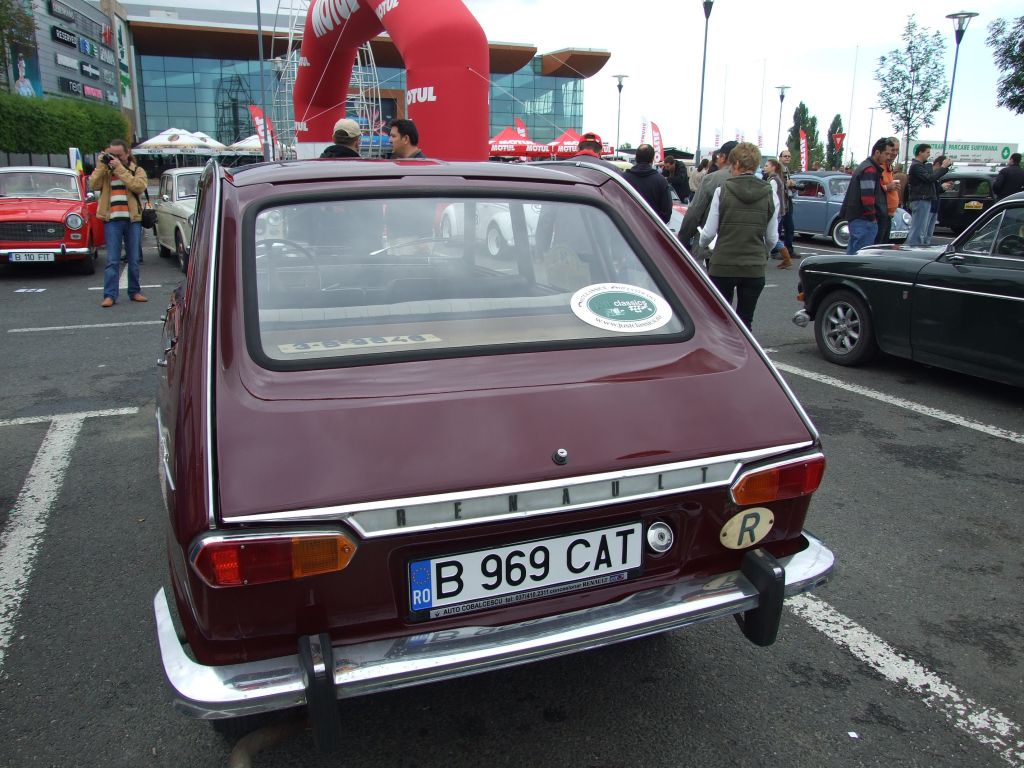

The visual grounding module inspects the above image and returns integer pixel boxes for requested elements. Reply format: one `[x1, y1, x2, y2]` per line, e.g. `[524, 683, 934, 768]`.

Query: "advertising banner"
[799, 129, 809, 171]
[52, 25, 78, 47]
[248, 105, 277, 158]
[920, 141, 1019, 164]
[651, 121, 664, 165]
[10, 43, 42, 97]
[833, 133, 846, 153]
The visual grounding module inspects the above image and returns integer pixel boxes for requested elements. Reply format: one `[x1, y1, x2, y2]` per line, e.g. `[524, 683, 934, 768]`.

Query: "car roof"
[160, 167, 204, 177]
[0, 166, 78, 175]
[792, 171, 847, 178]
[944, 170, 997, 179]
[223, 159, 608, 188]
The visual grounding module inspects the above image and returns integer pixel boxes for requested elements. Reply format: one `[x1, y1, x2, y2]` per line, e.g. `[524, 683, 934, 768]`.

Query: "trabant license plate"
[9, 252, 55, 262]
[409, 522, 643, 618]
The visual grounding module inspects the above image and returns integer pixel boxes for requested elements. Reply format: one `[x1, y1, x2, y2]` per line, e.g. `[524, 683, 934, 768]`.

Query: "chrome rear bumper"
[155, 532, 834, 719]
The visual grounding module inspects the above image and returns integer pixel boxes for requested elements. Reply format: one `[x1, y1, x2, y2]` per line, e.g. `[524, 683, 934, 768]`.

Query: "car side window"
[829, 178, 849, 197]
[182, 168, 214, 307]
[799, 182, 824, 198]
[160, 176, 172, 199]
[962, 178, 991, 197]
[993, 207, 1024, 259]
[940, 179, 960, 197]
[959, 213, 1002, 256]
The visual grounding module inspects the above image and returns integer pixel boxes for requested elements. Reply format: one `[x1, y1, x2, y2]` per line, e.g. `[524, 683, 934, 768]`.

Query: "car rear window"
[248, 196, 687, 365]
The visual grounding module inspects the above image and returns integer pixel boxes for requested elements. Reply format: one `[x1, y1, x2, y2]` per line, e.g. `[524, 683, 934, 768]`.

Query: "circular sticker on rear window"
[570, 283, 673, 333]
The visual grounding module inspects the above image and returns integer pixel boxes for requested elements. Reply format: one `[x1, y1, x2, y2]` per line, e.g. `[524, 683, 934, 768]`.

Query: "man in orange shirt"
[875, 137, 901, 244]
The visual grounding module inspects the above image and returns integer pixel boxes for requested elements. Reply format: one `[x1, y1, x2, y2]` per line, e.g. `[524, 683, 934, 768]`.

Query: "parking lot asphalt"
[0, 231, 1020, 768]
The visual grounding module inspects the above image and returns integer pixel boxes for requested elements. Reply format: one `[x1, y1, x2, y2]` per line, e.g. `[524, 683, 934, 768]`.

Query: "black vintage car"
[793, 191, 1024, 387]
[937, 169, 998, 234]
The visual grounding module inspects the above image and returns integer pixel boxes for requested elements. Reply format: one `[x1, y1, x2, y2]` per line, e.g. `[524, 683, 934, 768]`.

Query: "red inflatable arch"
[293, 0, 490, 160]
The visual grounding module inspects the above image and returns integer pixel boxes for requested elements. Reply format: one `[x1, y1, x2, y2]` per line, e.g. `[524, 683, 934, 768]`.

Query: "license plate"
[409, 522, 643, 618]
[9, 252, 55, 262]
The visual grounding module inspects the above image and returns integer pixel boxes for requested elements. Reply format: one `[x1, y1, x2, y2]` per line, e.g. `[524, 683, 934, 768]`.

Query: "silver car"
[791, 171, 910, 249]
[154, 168, 202, 272]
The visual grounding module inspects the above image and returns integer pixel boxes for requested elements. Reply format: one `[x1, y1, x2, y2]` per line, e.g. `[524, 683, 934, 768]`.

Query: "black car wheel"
[157, 226, 172, 259]
[76, 238, 97, 275]
[814, 289, 876, 366]
[175, 230, 189, 273]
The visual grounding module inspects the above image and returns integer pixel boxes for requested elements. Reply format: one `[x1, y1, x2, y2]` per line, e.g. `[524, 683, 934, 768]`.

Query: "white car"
[154, 168, 202, 272]
[439, 201, 542, 258]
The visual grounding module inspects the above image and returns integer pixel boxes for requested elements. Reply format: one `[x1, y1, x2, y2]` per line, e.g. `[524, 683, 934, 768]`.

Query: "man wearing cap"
[321, 118, 362, 158]
[678, 140, 738, 264]
[567, 131, 622, 173]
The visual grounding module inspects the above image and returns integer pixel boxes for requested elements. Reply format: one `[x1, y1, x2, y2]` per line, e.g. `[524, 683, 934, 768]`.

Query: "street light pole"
[695, 0, 714, 165]
[613, 74, 628, 157]
[775, 85, 789, 161]
[942, 11, 978, 157]
[867, 106, 878, 160]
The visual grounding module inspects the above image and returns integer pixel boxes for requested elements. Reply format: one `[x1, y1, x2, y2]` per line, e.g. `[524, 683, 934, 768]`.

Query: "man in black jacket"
[994, 153, 1024, 199]
[662, 156, 691, 202]
[320, 118, 362, 158]
[906, 143, 952, 246]
[624, 144, 673, 223]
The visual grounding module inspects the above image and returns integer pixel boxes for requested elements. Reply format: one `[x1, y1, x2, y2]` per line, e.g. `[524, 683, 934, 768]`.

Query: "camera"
[101, 153, 114, 165]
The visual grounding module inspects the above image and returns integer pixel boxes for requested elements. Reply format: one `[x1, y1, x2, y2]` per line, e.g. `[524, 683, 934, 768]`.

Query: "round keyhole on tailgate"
[552, 448, 568, 465]
[646, 522, 674, 554]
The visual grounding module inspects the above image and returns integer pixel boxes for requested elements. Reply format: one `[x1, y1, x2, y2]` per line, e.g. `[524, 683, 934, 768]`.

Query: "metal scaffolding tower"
[269, 0, 386, 158]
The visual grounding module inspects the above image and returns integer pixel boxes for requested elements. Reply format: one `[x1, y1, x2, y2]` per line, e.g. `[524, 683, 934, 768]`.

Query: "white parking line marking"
[790, 595, 1024, 767]
[8, 321, 162, 333]
[0, 408, 139, 674]
[0, 407, 138, 427]
[89, 284, 162, 291]
[773, 362, 1024, 445]
[0, 418, 83, 673]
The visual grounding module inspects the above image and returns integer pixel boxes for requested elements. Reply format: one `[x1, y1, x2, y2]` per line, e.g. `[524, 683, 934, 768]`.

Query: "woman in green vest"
[697, 142, 778, 330]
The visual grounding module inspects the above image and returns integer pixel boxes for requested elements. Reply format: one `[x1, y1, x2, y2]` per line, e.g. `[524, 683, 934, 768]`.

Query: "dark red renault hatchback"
[154, 159, 833, 745]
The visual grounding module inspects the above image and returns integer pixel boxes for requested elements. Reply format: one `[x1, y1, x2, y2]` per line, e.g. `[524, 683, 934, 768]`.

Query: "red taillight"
[731, 454, 825, 506]
[192, 533, 356, 588]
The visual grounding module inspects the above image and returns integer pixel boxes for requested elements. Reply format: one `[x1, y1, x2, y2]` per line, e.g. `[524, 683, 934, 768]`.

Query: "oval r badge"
[720, 507, 774, 550]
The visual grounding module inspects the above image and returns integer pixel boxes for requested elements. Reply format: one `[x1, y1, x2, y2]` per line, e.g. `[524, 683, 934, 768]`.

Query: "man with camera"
[89, 139, 149, 307]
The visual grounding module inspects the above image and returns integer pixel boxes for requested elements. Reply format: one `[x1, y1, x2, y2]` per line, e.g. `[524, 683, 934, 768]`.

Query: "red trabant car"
[0, 166, 103, 273]
[154, 159, 834, 746]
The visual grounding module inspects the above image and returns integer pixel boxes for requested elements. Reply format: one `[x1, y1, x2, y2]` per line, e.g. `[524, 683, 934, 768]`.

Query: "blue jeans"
[103, 219, 142, 301]
[847, 218, 878, 254]
[907, 199, 932, 246]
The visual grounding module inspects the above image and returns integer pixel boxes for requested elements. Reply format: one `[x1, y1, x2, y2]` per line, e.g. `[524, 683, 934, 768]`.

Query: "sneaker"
[101, 297, 114, 307]
[130, 293, 148, 302]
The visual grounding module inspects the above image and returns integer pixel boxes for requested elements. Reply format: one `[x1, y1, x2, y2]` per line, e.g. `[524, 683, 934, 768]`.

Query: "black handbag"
[139, 188, 158, 229]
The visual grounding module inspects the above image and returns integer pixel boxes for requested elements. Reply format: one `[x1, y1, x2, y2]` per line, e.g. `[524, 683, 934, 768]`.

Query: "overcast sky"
[140, 0, 1021, 161]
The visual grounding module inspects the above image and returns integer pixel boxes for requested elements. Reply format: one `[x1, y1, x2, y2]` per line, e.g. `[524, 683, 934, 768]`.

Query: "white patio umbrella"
[190, 132, 228, 151]
[223, 135, 263, 155]
[133, 128, 215, 156]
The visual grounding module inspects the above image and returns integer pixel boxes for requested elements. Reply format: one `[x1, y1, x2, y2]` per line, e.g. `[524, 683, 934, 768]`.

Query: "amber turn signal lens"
[796, 292, 805, 302]
[192, 532, 356, 588]
[730, 455, 825, 506]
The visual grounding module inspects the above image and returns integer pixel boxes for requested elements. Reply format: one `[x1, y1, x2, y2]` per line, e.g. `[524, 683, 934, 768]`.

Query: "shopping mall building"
[8, 0, 608, 150]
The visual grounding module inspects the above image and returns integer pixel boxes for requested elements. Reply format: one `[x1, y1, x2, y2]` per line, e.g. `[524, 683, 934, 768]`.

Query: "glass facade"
[137, 55, 276, 145]
[136, 55, 583, 145]
[490, 60, 583, 143]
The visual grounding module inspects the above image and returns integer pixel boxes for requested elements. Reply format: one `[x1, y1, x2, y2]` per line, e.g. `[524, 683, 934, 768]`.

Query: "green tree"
[875, 15, 947, 165]
[825, 114, 844, 170]
[987, 16, 1024, 114]
[783, 101, 825, 171]
[0, 0, 36, 91]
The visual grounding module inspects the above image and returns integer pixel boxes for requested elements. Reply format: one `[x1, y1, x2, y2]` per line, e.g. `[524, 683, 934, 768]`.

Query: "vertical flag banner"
[514, 117, 528, 138]
[248, 105, 277, 158]
[651, 121, 664, 165]
[799, 129, 809, 171]
[714, 130, 720, 149]
[639, 117, 648, 146]
[69, 147, 83, 173]
[833, 133, 846, 153]
[757, 131, 763, 148]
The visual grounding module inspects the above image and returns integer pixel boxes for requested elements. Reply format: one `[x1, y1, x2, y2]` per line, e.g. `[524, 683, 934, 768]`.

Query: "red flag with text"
[799, 129, 809, 171]
[651, 121, 664, 165]
[514, 118, 528, 138]
[248, 105, 277, 156]
[833, 132, 846, 152]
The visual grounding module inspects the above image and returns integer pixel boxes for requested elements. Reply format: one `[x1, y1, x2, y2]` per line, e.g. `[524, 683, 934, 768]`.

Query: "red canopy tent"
[549, 129, 582, 158]
[488, 127, 549, 158]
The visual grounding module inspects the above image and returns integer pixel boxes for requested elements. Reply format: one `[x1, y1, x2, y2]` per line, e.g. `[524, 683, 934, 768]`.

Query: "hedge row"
[0, 92, 129, 154]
